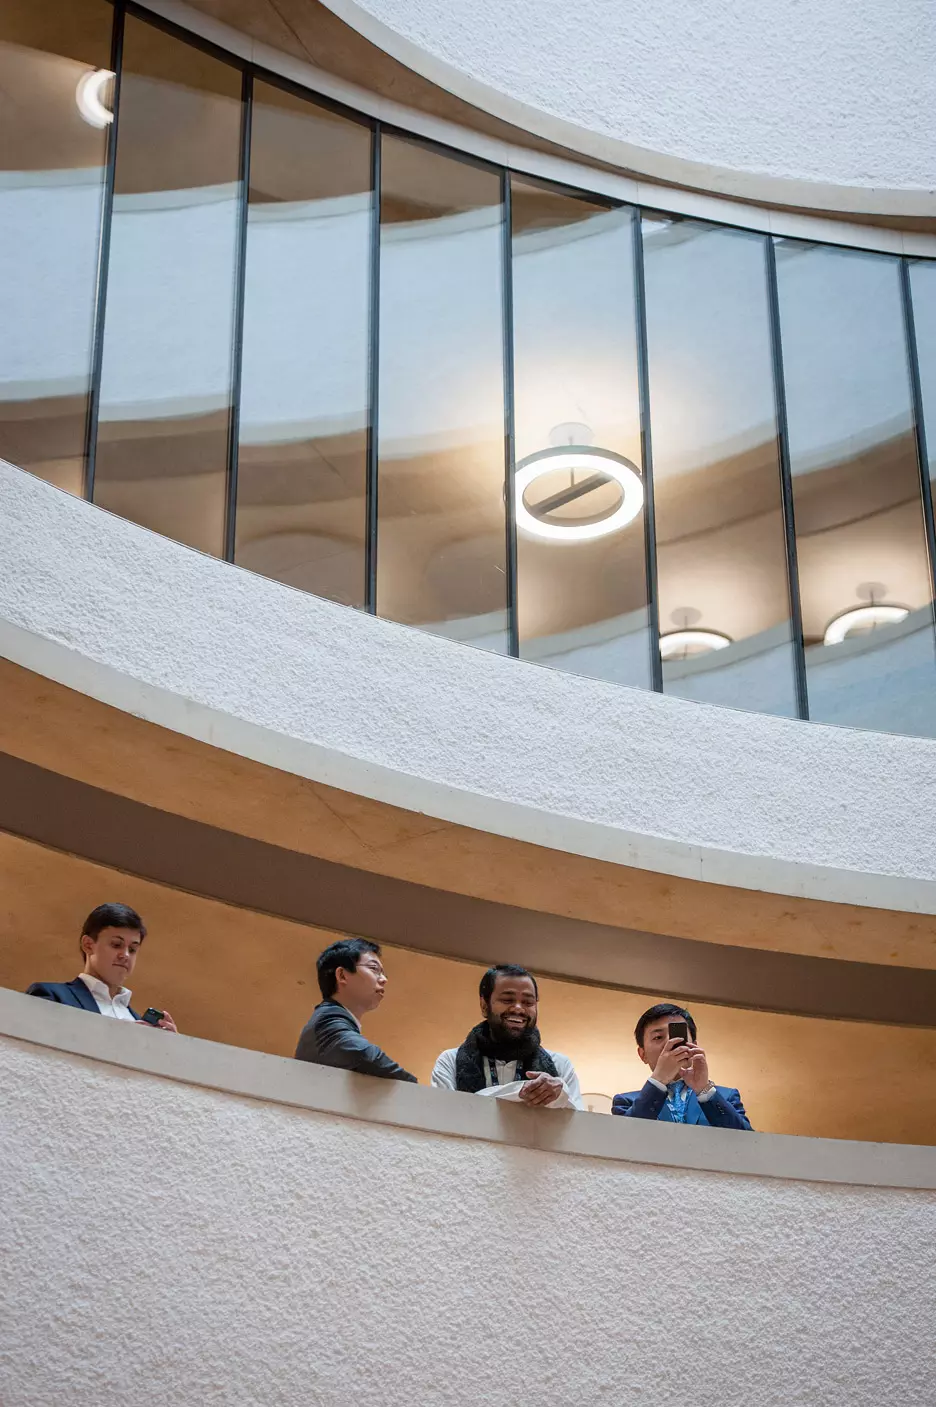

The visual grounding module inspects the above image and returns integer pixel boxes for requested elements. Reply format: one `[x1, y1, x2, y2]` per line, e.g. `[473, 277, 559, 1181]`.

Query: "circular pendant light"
[514, 446, 643, 543]
[76, 69, 115, 129]
[659, 629, 732, 659]
[823, 604, 909, 646]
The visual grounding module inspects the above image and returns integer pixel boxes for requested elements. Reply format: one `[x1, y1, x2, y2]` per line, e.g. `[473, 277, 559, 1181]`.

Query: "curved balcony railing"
[4, 0, 936, 738]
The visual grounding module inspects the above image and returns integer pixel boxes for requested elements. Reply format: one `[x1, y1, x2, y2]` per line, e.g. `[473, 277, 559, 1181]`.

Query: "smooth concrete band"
[3, 749, 935, 1027]
[2, 989, 934, 1188]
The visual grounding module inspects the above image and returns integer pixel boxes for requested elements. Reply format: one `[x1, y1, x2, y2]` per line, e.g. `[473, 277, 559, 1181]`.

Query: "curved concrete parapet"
[1, 989, 934, 1406]
[3, 460, 936, 914]
[312, 0, 936, 216]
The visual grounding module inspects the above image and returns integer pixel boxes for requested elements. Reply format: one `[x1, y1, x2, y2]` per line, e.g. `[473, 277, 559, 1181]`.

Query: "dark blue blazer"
[27, 977, 140, 1021]
[612, 1081, 752, 1130]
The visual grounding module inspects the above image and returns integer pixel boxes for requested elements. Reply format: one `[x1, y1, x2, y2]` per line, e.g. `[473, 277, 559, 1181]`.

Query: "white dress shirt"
[78, 972, 137, 1022]
[431, 1046, 585, 1110]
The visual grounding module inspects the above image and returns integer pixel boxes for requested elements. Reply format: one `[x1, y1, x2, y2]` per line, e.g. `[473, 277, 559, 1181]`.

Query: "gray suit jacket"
[295, 1000, 417, 1082]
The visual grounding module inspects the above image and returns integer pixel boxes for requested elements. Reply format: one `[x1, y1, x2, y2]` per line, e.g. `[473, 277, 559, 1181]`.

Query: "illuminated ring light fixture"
[76, 69, 115, 129]
[514, 446, 643, 543]
[823, 603, 909, 646]
[659, 629, 732, 659]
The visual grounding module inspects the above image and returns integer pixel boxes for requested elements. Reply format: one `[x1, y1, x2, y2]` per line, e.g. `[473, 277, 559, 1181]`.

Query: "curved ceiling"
[171, 0, 936, 218]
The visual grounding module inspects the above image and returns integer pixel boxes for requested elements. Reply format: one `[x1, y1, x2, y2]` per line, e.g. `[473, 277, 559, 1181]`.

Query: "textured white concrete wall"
[4, 461, 936, 914]
[313, 0, 936, 211]
[1, 1024, 935, 1407]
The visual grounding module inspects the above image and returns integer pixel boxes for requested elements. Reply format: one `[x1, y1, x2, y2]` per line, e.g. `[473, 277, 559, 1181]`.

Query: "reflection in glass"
[910, 260, 936, 488]
[643, 217, 796, 715]
[377, 136, 507, 648]
[234, 83, 371, 606]
[511, 179, 649, 685]
[92, 15, 242, 555]
[0, 0, 112, 494]
[775, 241, 936, 734]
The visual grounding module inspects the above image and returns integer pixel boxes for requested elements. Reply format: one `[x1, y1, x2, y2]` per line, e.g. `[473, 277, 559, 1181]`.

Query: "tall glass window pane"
[775, 241, 935, 735]
[644, 217, 796, 715]
[511, 179, 649, 686]
[234, 83, 371, 606]
[377, 136, 506, 650]
[92, 17, 242, 555]
[910, 260, 936, 488]
[0, 0, 112, 495]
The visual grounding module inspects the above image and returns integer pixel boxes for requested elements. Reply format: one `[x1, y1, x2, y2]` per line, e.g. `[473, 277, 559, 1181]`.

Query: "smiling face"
[81, 926, 143, 992]
[483, 973, 538, 1045]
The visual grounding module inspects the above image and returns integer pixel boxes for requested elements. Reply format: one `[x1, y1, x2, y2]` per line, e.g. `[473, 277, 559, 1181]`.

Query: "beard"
[481, 1011, 539, 1063]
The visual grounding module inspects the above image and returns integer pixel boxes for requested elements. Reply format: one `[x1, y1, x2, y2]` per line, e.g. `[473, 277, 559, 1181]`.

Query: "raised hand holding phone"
[651, 1035, 692, 1085]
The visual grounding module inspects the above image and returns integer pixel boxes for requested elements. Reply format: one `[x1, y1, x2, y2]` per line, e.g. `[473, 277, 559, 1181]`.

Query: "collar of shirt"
[78, 972, 133, 1009]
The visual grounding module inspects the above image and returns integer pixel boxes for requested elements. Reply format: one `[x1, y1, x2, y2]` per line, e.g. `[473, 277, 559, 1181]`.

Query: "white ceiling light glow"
[76, 69, 115, 129]
[514, 447, 643, 543]
[659, 629, 732, 659]
[823, 604, 909, 646]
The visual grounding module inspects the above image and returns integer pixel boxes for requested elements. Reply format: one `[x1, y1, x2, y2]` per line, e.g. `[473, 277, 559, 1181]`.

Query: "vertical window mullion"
[764, 235, 809, 720]
[83, 0, 125, 502]
[632, 210, 663, 692]
[501, 170, 519, 657]
[364, 122, 381, 614]
[223, 67, 253, 563]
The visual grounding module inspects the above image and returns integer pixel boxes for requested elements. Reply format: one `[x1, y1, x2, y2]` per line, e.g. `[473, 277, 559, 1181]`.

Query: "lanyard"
[487, 1056, 519, 1087]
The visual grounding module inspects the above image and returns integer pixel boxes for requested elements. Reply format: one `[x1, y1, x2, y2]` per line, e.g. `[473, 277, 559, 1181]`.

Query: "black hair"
[80, 903, 147, 954]
[634, 1003, 697, 1048]
[479, 964, 538, 1006]
[317, 938, 381, 999]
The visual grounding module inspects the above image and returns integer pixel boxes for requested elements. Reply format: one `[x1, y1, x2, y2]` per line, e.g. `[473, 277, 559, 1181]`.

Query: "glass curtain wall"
[376, 135, 507, 650]
[9, 2, 936, 737]
[234, 82, 372, 607]
[643, 217, 797, 715]
[0, 0, 113, 495]
[511, 178, 650, 687]
[92, 14, 243, 555]
[775, 241, 936, 736]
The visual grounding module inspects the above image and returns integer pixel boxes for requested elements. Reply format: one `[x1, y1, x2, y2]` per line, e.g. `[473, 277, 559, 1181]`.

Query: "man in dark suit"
[28, 902, 177, 1031]
[612, 1002, 751, 1130]
[295, 937, 417, 1082]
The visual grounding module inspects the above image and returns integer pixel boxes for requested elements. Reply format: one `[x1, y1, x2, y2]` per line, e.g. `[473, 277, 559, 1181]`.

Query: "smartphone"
[141, 1007, 164, 1026]
[667, 1020, 689, 1044]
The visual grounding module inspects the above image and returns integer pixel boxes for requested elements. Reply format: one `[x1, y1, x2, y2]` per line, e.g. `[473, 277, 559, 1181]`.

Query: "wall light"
[823, 604, 909, 646]
[76, 69, 115, 129]
[659, 629, 732, 659]
[514, 447, 643, 543]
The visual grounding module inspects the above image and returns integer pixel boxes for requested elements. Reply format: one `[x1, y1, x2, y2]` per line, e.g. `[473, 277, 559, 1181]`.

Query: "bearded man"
[431, 964, 584, 1109]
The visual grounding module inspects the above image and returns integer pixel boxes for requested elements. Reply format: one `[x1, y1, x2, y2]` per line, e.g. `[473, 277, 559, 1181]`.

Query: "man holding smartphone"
[611, 1003, 751, 1129]
[27, 903, 177, 1032]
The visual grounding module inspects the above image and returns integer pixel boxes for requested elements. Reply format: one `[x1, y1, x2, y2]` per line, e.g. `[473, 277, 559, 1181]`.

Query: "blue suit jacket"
[612, 1081, 752, 1130]
[27, 977, 140, 1021]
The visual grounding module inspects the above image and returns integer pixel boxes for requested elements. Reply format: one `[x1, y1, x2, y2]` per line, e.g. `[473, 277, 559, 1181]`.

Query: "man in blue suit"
[28, 903, 176, 1031]
[612, 1003, 751, 1130]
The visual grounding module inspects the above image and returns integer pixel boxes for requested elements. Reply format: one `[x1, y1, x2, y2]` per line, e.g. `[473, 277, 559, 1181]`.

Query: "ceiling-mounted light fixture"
[823, 603, 909, 646]
[514, 446, 643, 543]
[76, 69, 115, 129]
[659, 629, 732, 659]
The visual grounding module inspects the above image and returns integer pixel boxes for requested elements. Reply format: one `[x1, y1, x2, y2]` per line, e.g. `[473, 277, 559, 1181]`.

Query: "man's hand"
[135, 1009, 178, 1033]
[518, 1072, 565, 1107]
[651, 1037, 692, 1086]
[681, 1045, 710, 1093]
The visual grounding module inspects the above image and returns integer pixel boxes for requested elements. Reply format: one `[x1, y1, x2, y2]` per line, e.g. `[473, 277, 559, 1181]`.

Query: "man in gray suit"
[295, 938, 416, 1082]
